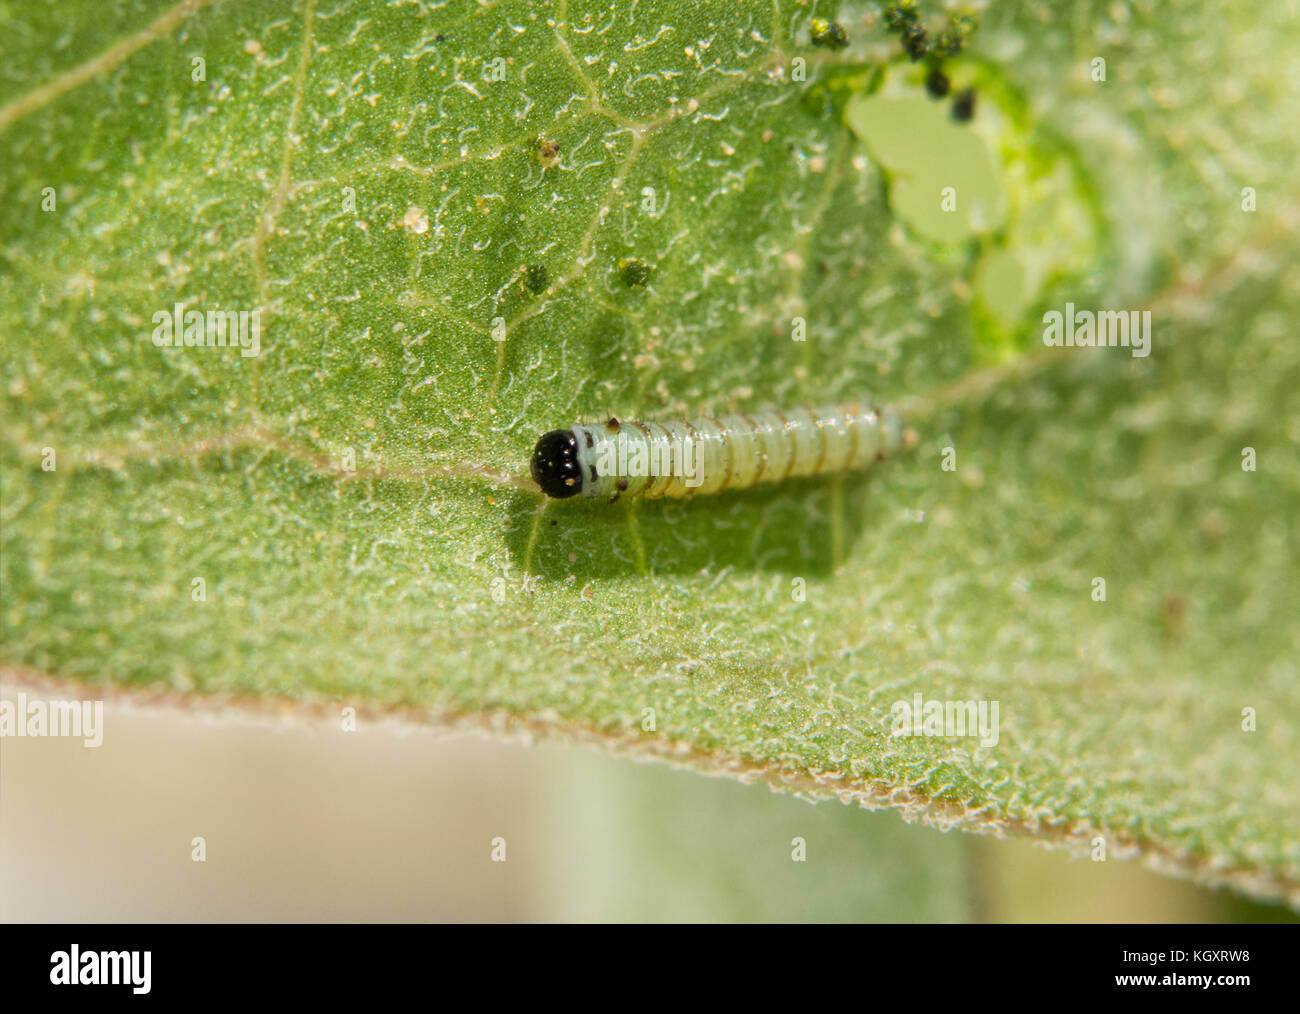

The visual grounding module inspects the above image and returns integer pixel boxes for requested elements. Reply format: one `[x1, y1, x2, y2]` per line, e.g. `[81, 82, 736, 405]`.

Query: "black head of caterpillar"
[530, 430, 583, 499]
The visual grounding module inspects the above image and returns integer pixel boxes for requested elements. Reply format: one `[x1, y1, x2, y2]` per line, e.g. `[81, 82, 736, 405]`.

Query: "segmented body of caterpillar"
[530, 403, 908, 500]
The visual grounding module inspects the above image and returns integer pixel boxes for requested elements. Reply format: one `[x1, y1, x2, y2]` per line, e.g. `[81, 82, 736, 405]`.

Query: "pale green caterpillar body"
[530, 403, 909, 500]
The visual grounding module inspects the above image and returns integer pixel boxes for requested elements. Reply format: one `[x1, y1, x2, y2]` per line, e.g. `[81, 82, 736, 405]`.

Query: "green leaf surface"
[2, 1, 1298, 905]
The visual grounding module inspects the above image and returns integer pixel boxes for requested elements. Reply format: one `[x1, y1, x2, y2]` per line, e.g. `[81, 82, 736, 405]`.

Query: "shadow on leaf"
[503, 470, 887, 581]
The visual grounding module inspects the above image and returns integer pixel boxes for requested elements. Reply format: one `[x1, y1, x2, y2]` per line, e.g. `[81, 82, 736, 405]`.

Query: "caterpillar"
[530, 403, 912, 500]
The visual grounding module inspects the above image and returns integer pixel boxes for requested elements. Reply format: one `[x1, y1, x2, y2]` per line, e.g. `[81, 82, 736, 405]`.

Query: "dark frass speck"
[524, 264, 549, 294]
[884, 2, 918, 31]
[883, 4, 978, 63]
[952, 88, 976, 122]
[618, 258, 653, 288]
[902, 22, 928, 60]
[534, 134, 561, 168]
[925, 68, 950, 98]
[809, 18, 849, 51]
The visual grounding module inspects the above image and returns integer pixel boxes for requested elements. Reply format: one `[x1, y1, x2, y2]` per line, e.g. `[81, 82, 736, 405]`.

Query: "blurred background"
[2, 682, 1294, 922]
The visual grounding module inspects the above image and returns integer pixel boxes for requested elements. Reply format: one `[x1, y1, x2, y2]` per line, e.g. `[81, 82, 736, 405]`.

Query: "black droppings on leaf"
[524, 263, 549, 294]
[952, 88, 977, 122]
[903, 23, 929, 61]
[618, 258, 653, 288]
[534, 134, 561, 168]
[884, 4, 978, 63]
[884, 2, 918, 32]
[809, 18, 849, 51]
[925, 69, 950, 98]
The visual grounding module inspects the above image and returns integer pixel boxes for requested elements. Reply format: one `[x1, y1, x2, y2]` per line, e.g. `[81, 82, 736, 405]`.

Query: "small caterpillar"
[530, 403, 911, 500]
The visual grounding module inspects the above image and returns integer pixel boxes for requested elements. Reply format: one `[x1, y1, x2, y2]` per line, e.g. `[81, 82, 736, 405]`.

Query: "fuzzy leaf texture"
[1, 0, 1297, 905]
